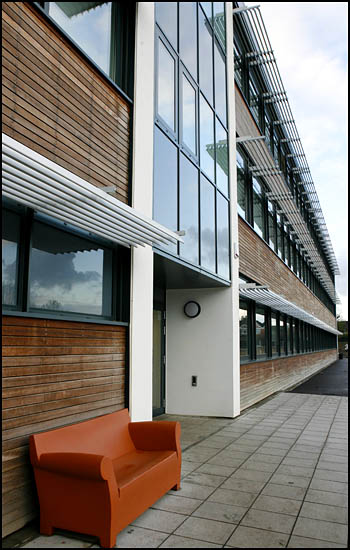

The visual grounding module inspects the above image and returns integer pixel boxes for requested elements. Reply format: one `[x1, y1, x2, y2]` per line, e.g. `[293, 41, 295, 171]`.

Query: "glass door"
[153, 308, 166, 416]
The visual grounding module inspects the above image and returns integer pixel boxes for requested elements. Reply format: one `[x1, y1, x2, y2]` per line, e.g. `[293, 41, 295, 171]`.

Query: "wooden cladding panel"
[240, 350, 337, 411]
[2, 2, 130, 204]
[2, 316, 127, 537]
[238, 217, 336, 327]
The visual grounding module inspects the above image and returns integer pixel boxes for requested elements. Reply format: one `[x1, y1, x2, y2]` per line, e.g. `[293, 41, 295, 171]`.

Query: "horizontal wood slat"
[238, 217, 336, 327]
[240, 350, 337, 411]
[2, 315, 127, 536]
[2, 1, 130, 205]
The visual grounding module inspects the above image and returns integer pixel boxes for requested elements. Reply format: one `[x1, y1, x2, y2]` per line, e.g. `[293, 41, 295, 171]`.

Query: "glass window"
[252, 178, 264, 238]
[214, 41, 227, 125]
[271, 311, 278, 356]
[236, 150, 247, 219]
[284, 226, 290, 265]
[239, 300, 249, 361]
[200, 95, 215, 181]
[48, 2, 112, 76]
[234, 42, 243, 91]
[256, 306, 266, 357]
[200, 175, 216, 272]
[157, 39, 176, 132]
[179, 2, 197, 80]
[293, 319, 298, 353]
[280, 315, 286, 355]
[215, 118, 228, 195]
[199, 6, 213, 105]
[286, 317, 292, 354]
[2, 209, 20, 307]
[200, 2, 212, 21]
[268, 201, 276, 251]
[277, 213, 283, 258]
[29, 221, 111, 316]
[213, 3, 225, 50]
[153, 127, 178, 254]
[181, 74, 197, 155]
[216, 193, 230, 279]
[179, 154, 199, 264]
[156, 2, 178, 50]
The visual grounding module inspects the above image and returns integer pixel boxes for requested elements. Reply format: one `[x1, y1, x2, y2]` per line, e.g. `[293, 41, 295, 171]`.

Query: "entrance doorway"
[153, 308, 166, 416]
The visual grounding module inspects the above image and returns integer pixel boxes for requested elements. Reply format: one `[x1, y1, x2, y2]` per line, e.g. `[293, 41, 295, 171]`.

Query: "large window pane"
[2, 209, 20, 307]
[49, 2, 112, 76]
[199, 7, 213, 105]
[268, 201, 276, 251]
[256, 307, 266, 357]
[182, 74, 197, 155]
[200, 2, 212, 21]
[271, 311, 278, 356]
[213, 3, 225, 51]
[200, 176, 216, 272]
[280, 315, 286, 355]
[249, 76, 260, 125]
[277, 214, 283, 258]
[200, 95, 215, 181]
[240, 300, 249, 361]
[286, 317, 292, 354]
[215, 118, 228, 195]
[217, 193, 230, 279]
[153, 127, 178, 253]
[179, 2, 197, 80]
[253, 178, 264, 238]
[179, 154, 199, 264]
[29, 222, 109, 316]
[237, 150, 247, 219]
[156, 2, 178, 50]
[214, 41, 227, 125]
[157, 39, 176, 131]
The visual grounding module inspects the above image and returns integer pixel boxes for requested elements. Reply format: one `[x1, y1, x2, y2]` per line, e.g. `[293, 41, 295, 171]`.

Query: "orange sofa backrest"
[30, 409, 136, 465]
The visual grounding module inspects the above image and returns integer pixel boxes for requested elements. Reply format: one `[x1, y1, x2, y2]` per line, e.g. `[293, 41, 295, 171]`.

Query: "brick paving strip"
[4, 392, 348, 548]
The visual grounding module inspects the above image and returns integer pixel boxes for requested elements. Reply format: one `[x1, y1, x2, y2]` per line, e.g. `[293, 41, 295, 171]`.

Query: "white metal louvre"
[239, 286, 341, 336]
[2, 133, 183, 249]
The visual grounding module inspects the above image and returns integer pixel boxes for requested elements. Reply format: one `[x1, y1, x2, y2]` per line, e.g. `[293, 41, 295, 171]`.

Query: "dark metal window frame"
[2, 200, 129, 326]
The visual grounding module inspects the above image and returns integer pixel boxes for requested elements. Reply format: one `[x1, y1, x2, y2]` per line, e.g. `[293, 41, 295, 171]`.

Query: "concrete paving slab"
[252, 494, 302, 516]
[131, 508, 187, 533]
[292, 517, 348, 545]
[173, 516, 236, 545]
[114, 526, 168, 548]
[208, 488, 257, 507]
[226, 525, 289, 548]
[287, 535, 347, 548]
[159, 534, 221, 547]
[241, 508, 296, 534]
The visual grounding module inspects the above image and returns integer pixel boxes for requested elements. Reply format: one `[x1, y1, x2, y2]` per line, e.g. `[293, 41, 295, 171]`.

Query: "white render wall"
[166, 287, 238, 417]
[129, 2, 155, 422]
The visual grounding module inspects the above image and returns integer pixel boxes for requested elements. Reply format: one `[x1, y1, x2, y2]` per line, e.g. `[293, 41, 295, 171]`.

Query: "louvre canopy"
[2, 133, 183, 250]
[239, 285, 341, 336]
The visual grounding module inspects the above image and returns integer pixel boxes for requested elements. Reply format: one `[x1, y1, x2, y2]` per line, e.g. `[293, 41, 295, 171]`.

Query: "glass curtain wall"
[153, 2, 230, 281]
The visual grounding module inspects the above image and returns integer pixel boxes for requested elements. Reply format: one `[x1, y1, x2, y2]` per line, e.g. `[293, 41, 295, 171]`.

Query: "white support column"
[129, 2, 155, 422]
[226, 1, 240, 416]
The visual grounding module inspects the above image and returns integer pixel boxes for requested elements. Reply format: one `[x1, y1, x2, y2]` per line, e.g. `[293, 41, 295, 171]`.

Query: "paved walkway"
[5, 392, 348, 548]
[290, 359, 348, 397]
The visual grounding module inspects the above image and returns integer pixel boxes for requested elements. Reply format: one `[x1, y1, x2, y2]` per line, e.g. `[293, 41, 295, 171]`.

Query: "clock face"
[184, 301, 201, 318]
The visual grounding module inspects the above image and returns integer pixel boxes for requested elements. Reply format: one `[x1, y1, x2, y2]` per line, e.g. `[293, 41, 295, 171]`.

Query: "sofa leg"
[39, 519, 53, 536]
[100, 532, 117, 548]
[172, 481, 181, 491]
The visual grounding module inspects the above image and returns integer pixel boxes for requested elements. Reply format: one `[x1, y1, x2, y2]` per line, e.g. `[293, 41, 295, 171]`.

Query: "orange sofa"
[29, 409, 181, 548]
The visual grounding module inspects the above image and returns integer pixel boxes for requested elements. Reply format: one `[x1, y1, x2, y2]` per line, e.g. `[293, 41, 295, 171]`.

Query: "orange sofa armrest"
[38, 452, 116, 482]
[129, 421, 181, 454]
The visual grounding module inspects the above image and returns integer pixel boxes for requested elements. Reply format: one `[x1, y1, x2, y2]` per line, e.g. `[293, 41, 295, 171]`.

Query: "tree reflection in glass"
[215, 118, 228, 196]
[217, 193, 230, 279]
[2, 210, 20, 307]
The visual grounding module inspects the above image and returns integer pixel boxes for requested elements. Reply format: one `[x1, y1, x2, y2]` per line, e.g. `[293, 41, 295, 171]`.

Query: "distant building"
[2, 1, 340, 536]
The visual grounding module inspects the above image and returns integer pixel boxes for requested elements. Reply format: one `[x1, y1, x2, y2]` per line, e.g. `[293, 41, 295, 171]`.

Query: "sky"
[244, 2, 348, 320]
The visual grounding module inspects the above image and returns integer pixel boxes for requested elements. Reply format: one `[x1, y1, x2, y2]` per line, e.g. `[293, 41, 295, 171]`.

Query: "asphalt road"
[290, 358, 348, 397]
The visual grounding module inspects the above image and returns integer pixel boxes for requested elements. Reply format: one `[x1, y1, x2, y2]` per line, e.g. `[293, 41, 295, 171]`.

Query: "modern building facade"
[2, 1, 340, 536]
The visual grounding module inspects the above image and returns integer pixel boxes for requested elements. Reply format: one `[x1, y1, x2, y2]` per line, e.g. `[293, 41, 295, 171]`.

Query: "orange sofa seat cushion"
[113, 449, 177, 490]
